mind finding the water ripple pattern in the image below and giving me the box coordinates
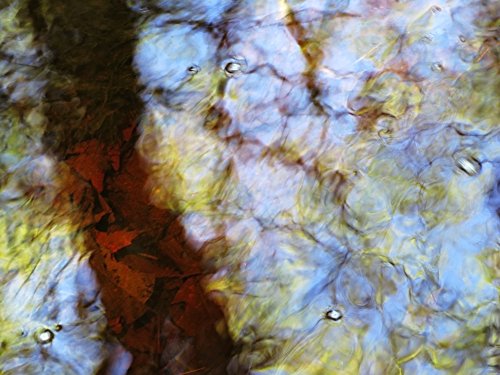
[0,0,498,374]
[134,0,499,373]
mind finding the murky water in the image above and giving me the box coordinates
[1,0,499,374]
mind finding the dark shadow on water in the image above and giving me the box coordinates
[29,0,233,373]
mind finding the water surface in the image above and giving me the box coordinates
[0,0,498,374]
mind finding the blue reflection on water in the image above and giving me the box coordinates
[0,0,498,373]
[133,0,499,373]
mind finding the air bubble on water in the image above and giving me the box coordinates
[225,62,241,74]
[187,65,200,75]
[459,35,466,43]
[325,309,343,321]
[421,35,433,44]
[431,62,444,72]
[456,156,482,176]
[431,5,442,13]
[223,57,247,77]
[36,329,54,344]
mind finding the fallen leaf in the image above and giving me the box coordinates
[66,140,106,192]
[96,229,140,253]
[102,251,155,304]
[108,144,121,171]
[171,278,209,337]
[122,122,136,142]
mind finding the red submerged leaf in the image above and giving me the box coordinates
[94,193,113,223]
[108,316,124,335]
[108,144,121,171]
[66,140,106,192]
[172,278,198,305]
[95,230,140,253]
[66,153,105,192]
[122,122,136,142]
[171,278,209,337]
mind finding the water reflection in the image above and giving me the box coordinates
[1,0,499,374]
[133,0,499,373]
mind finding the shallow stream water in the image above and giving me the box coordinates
[0,1,499,374]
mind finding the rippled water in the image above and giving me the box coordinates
[1,0,499,374]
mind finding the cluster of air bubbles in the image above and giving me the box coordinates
[25,324,63,345]
[222,56,247,78]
